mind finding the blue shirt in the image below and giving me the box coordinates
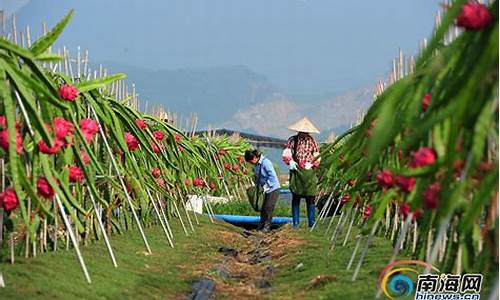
[254,156,280,193]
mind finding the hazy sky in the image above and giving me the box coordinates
[8,0,440,94]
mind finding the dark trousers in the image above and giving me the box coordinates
[292,193,316,228]
[259,189,280,230]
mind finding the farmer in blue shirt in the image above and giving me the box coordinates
[245,149,280,232]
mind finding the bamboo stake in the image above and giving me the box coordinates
[11,14,17,45]
[77,46,81,78]
[156,194,174,243]
[347,235,362,270]
[53,203,58,252]
[351,221,380,281]
[26,25,31,47]
[311,190,335,231]
[175,187,194,232]
[329,211,344,243]
[331,206,352,248]
[86,185,118,267]
[324,198,342,236]
[172,198,188,236]
[89,105,152,254]
[342,206,358,247]
[146,189,173,248]
[55,195,92,283]
[0,10,5,37]
[9,233,14,264]
[390,203,399,241]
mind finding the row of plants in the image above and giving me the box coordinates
[0,10,253,283]
[315,0,498,291]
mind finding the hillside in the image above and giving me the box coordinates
[99,62,374,138]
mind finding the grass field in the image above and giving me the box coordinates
[0,213,495,299]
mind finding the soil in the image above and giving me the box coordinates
[188,225,305,300]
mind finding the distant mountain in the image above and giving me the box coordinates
[222,87,373,139]
[94,62,373,139]
[99,62,281,126]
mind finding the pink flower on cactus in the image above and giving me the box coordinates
[341,194,351,203]
[53,117,74,140]
[151,142,160,153]
[174,133,181,142]
[178,145,184,152]
[80,150,90,164]
[0,129,23,154]
[410,147,437,168]
[363,205,372,219]
[209,182,216,190]
[135,119,147,129]
[193,177,204,187]
[184,179,191,187]
[80,119,99,144]
[58,84,79,101]
[413,208,423,220]
[376,169,394,189]
[156,178,166,188]
[422,93,432,112]
[457,2,492,30]
[37,177,55,199]
[423,182,441,209]
[223,162,230,170]
[399,203,411,218]
[0,188,18,211]
[232,164,239,172]
[68,165,84,183]
[37,139,64,155]
[124,132,139,151]
[395,176,416,192]
[218,148,226,156]
[153,130,165,141]
[151,168,161,178]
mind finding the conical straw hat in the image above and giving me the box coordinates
[288,117,320,134]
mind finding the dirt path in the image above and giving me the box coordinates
[187,226,305,299]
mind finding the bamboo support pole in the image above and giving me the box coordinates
[89,105,152,254]
[146,189,174,248]
[156,194,174,243]
[351,221,380,281]
[55,194,92,283]
[86,185,118,267]
[346,235,362,270]
[324,198,342,236]
[342,206,358,247]
[171,198,188,236]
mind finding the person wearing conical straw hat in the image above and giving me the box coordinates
[282,117,321,228]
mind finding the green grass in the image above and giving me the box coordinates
[1,215,494,299]
[270,220,495,299]
[270,221,403,299]
[0,216,242,299]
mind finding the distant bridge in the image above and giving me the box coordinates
[194,129,287,149]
